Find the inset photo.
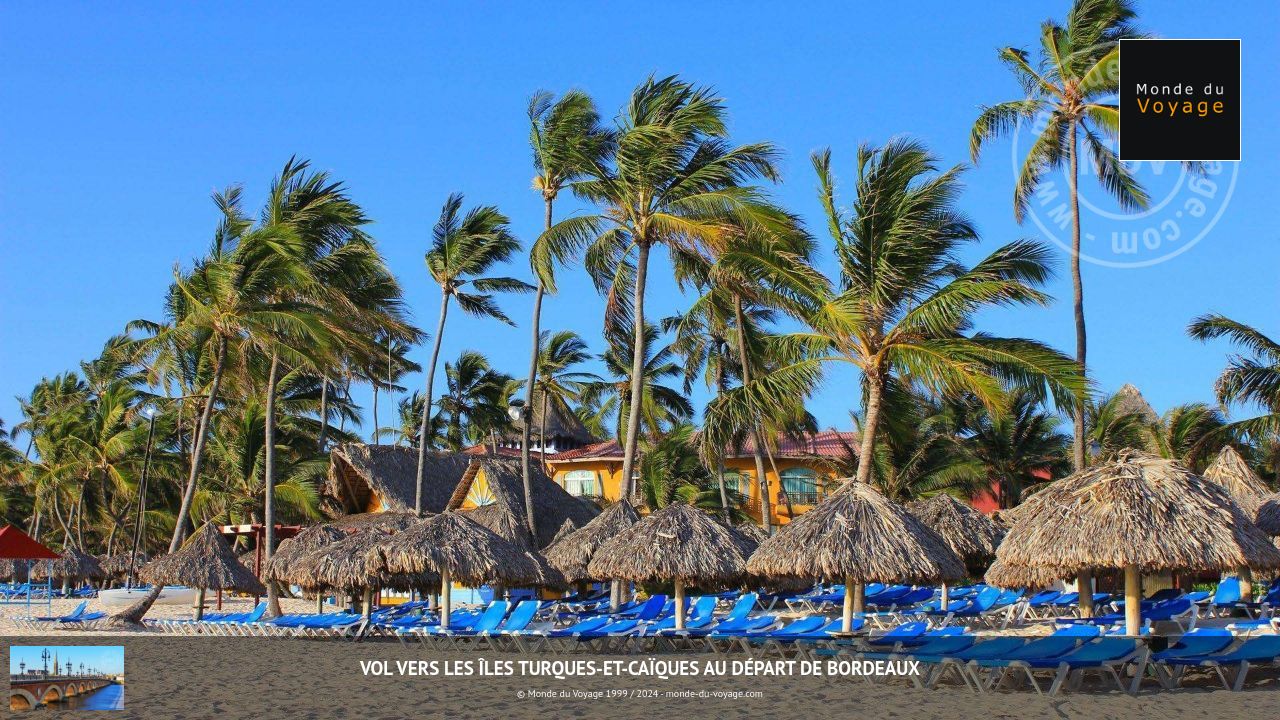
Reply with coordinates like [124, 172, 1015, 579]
[8, 645, 124, 712]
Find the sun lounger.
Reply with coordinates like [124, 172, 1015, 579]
[993, 638, 1145, 695]
[1158, 634, 1280, 691]
[1133, 628, 1233, 690]
[417, 601, 510, 648]
[962, 626, 1101, 690]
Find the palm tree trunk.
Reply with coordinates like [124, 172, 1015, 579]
[1068, 123, 1087, 473]
[716, 462, 730, 523]
[415, 291, 450, 515]
[519, 197, 553, 541]
[111, 339, 228, 627]
[171, 339, 228, 551]
[855, 372, 883, 486]
[371, 383, 379, 446]
[764, 444, 794, 525]
[263, 351, 283, 618]
[618, 242, 651, 502]
[317, 376, 329, 450]
[733, 297, 773, 531]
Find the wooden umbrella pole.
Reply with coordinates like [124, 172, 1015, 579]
[316, 593, 324, 614]
[440, 567, 452, 630]
[1077, 569, 1095, 618]
[674, 580, 686, 630]
[610, 578, 621, 611]
[1124, 565, 1141, 637]
[852, 582, 865, 614]
[940, 582, 950, 610]
[362, 587, 373, 620]
[1239, 567, 1253, 602]
[194, 587, 206, 621]
[841, 574, 855, 632]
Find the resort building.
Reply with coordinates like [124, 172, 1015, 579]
[545, 431, 860, 526]
[321, 444, 599, 547]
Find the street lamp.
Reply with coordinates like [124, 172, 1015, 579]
[126, 404, 159, 589]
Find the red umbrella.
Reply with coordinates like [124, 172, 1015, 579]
[0, 525, 60, 560]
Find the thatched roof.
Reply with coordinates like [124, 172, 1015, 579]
[367, 511, 540, 587]
[1203, 445, 1270, 517]
[504, 390, 597, 445]
[324, 444, 473, 515]
[543, 500, 640, 583]
[984, 557, 1072, 589]
[1114, 383, 1159, 424]
[747, 481, 966, 584]
[1256, 494, 1280, 536]
[323, 446, 598, 548]
[262, 524, 347, 584]
[587, 503, 751, 586]
[329, 511, 419, 532]
[907, 494, 1004, 563]
[466, 457, 599, 548]
[31, 548, 106, 581]
[992, 451, 1280, 580]
[101, 552, 149, 580]
[289, 528, 438, 593]
[0, 558, 28, 581]
[140, 523, 266, 593]
[550, 518, 580, 544]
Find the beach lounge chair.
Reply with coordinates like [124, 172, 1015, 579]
[992, 638, 1145, 695]
[1058, 597, 1197, 633]
[1158, 635, 1280, 691]
[719, 615, 825, 655]
[1201, 577, 1242, 616]
[454, 600, 541, 650]
[963, 626, 1101, 690]
[417, 601, 510, 648]
[917, 636, 1029, 690]
[506, 616, 610, 654]
[927, 586, 1002, 628]
[757, 618, 850, 659]
[1135, 628, 1234, 690]
[19, 600, 89, 629]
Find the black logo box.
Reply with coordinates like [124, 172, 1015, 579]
[1119, 39, 1240, 162]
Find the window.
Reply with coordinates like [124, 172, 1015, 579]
[721, 471, 747, 494]
[563, 470, 598, 498]
[780, 468, 820, 505]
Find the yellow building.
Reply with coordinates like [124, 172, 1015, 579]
[545, 431, 857, 526]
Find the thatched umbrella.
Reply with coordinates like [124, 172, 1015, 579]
[543, 500, 640, 584]
[329, 511, 419, 532]
[549, 518, 580, 545]
[288, 528, 438, 620]
[588, 503, 751, 630]
[908, 493, 1005, 607]
[0, 558, 28, 582]
[990, 451, 1280, 635]
[140, 523, 266, 620]
[366, 511, 539, 628]
[1257, 494, 1280, 536]
[32, 548, 106, 586]
[1203, 445, 1273, 599]
[263, 523, 347, 612]
[101, 552, 149, 582]
[748, 481, 965, 632]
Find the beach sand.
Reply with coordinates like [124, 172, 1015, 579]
[3, 598, 1275, 719]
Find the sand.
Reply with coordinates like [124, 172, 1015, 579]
[3, 598, 1276, 719]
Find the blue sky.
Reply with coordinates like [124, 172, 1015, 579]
[2, 1, 1277, 438]
[9, 645, 124, 675]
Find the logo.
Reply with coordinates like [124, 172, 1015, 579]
[1011, 40, 1239, 269]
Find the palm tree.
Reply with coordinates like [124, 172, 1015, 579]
[952, 389, 1071, 507]
[535, 75, 786, 500]
[1084, 390, 1152, 460]
[708, 140, 1086, 499]
[520, 90, 613, 537]
[971, 0, 1146, 471]
[1188, 314, 1280, 440]
[1144, 402, 1228, 471]
[635, 424, 748, 520]
[357, 333, 419, 446]
[414, 194, 532, 514]
[578, 323, 693, 452]
[435, 351, 512, 451]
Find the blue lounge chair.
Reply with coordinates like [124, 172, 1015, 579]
[918, 636, 1029, 689]
[997, 638, 1144, 695]
[418, 601, 510, 647]
[509, 616, 610, 654]
[1137, 628, 1234, 690]
[1202, 577, 1242, 616]
[964, 626, 1100, 690]
[1159, 635, 1280, 691]
[457, 600, 541, 650]
[1058, 597, 1197, 633]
